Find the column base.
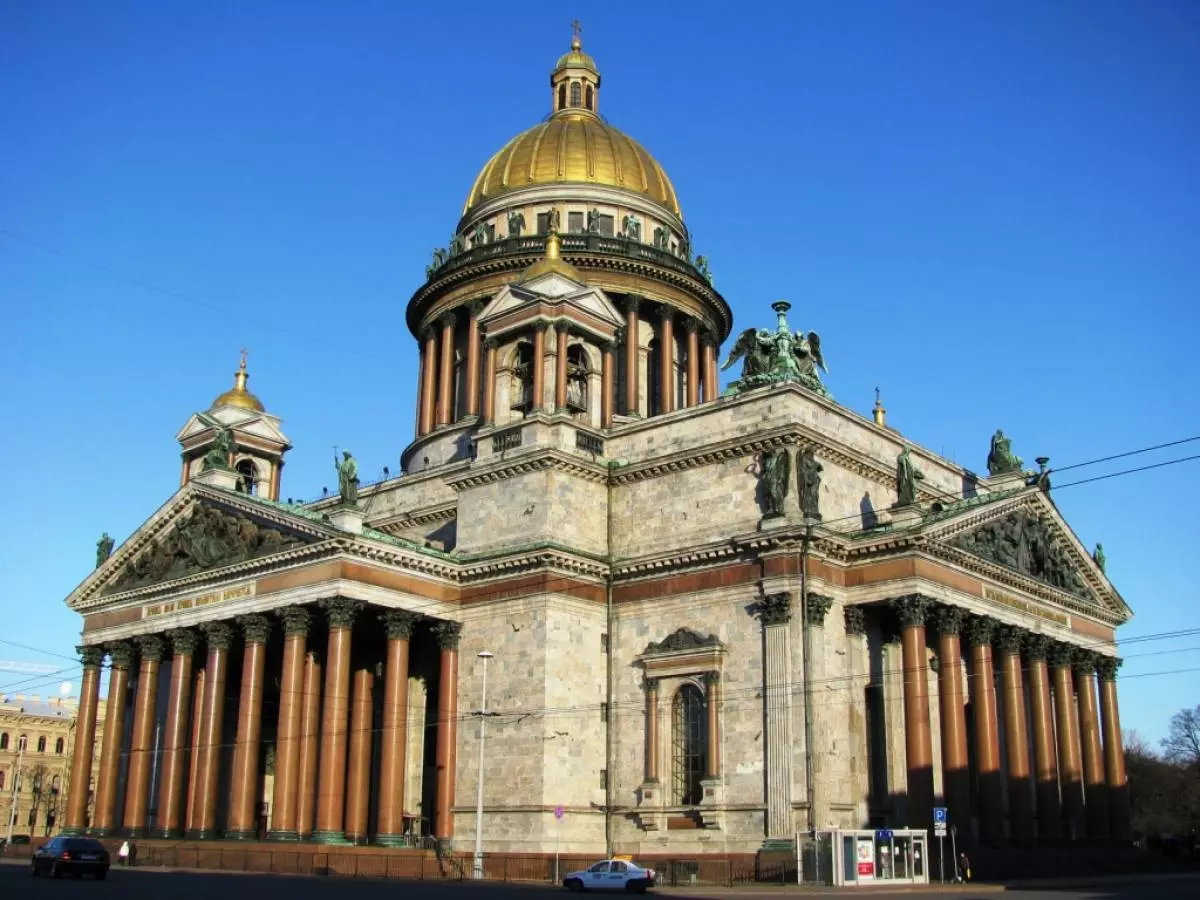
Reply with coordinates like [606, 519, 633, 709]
[309, 830, 350, 845]
[266, 830, 301, 842]
[90, 827, 117, 837]
[223, 829, 258, 841]
[150, 828, 183, 839]
[58, 826, 87, 836]
[185, 828, 221, 841]
[374, 833, 413, 847]
[698, 777, 725, 830]
[125, 827, 149, 839]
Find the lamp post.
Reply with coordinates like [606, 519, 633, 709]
[473, 650, 493, 880]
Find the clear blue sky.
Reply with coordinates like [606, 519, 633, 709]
[1, 2, 1197, 744]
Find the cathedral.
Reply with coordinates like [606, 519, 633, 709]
[63, 34, 1133, 863]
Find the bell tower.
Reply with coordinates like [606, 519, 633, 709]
[551, 22, 601, 115]
[176, 352, 292, 499]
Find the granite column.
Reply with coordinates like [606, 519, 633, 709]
[313, 597, 363, 843]
[434, 621, 462, 841]
[123, 635, 164, 837]
[1096, 657, 1130, 841]
[92, 641, 135, 836]
[226, 615, 271, 839]
[1023, 635, 1061, 840]
[192, 622, 233, 839]
[933, 607, 971, 835]
[268, 607, 310, 841]
[1075, 651, 1109, 839]
[966, 616, 1003, 843]
[891, 594, 934, 830]
[377, 611, 418, 845]
[1050, 643, 1085, 840]
[154, 629, 198, 838]
[62, 646, 105, 834]
[997, 626, 1034, 843]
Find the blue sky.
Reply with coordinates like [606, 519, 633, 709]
[1, 2, 1197, 744]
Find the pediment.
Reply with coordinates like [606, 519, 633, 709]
[643, 627, 723, 655]
[176, 410, 290, 449]
[480, 279, 623, 334]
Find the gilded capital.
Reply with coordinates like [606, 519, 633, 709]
[1022, 633, 1051, 661]
[890, 593, 932, 628]
[201, 621, 235, 651]
[136, 635, 165, 663]
[933, 605, 966, 637]
[805, 593, 834, 627]
[321, 596, 364, 630]
[106, 641, 136, 670]
[843, 605, 866, 636]
[168, 628, 201, 657]
[759, 592, 791, 627]
[239, 614, 273, 645]
[433, 620, 463, 650]
[993, 625, 1026, 655]
[382, 609, 421, 641]
[1095, 655, 1122, 682]
[963, 615, 997, 648]
[278, 606, 312, 637]
[77, 645, 105, 670]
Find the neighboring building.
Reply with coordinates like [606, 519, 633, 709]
[0, 694, 106, 838]
[61, 34, 1133, 857]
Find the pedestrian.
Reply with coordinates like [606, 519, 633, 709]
[128, 840, 138, 867]
[957, 851, 971, 883]
[118, 840, 130, 867]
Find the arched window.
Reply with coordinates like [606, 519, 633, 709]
[0, 733, 7, 750]
[570, 82, 581, 108]
[510, 342, 534, 412]
[18, 734, 27, 752]
[36, 736, 46, 753]
[672, 683, 707, 805]
[558, 83, 567, 110]
[586, 84, 594, 110]
[236, 459, 259, 495]
[0, 770, 5, 790]
[54, 738, 64, 754]
[51, 775, 61, 794]
[566, 345, 589, 413]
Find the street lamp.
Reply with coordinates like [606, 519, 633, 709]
[473, 650, 493, 881]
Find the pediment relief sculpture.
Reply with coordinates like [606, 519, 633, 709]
[950, 509, 1093, 602]
[108, 504, 309, 594]
[643, 627, 723, 655]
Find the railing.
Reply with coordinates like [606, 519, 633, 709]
[492, 428, 522, 453]
[575, 431, 604, 455]
[427, 234, 708, 284]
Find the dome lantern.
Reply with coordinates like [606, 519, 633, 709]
[552, 21, 600, 116]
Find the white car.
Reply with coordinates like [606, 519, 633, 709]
[564, 859, 657, 893]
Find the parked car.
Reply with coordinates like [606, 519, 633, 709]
[30, 836, 110, 879]
[564, 859, 656, 892]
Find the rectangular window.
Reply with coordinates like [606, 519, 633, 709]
[598, 214, 615, 237]
[537, 213, 551, 234]
[568, 212, 584, 233]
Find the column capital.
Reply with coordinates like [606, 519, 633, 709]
[1048, 640, 1076, 668]
[993, 624, 1026, 655]
[106, 640, 137, 670]
[890, 593, 932, 627]
[622, 294, 643, 314]
[467, 299, 487, 318]
[1022, 633, 1052, 661]
[881, 622, 902, 646]
[238, 614, 273, 645]
[644, 675, 660, 694]
[1095, 655, 1122, 682]
[682, 315, 700, 334]
[320, 596, 364, 629]
[1072, 648, 1099, 676]
[702, 327, 721, 347]
[381, 609, 421, 640]
[437, 309, 457, 329]
[843, 605, 866, 636]
[932, 605, 966, 636]
[702, 670, 721, 687]
[420, 324, 435, 342]
[805, 593, 834, 626]
[482, 335, 500, 351]
[656, 302, 674, 322]
[433, 620, 463, 650]
[77, 644, 106, 670]
[167, 628, 201, 656]
[201, 621, 235, 651]
[758, 592, 791, 626]
[135, 635, 165, 662]
[278, 606, 312, 636]
[964, 615, 997, 648]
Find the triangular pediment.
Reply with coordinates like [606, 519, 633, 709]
[176, 409, 290, 449]
[480, 279, 623, 333]
[923, 489, 1128, 619]
[69, 486, 337, 609]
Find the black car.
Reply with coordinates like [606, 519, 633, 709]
[30, 836, 110, 879]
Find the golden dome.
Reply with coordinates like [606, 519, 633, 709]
[464, 114, 681, 219]
[211, 352, 265, 412]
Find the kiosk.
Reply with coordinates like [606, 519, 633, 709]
[829, 828, 929, 886]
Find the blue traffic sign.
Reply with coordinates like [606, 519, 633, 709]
[875, 829, 894, 840]
[933, 807, 948, 824]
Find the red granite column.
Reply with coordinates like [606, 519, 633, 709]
[154, 629, 198, 838]
[437, 311, 456, 426]
[997, 626, 1034, 842]
[434, 621, 462, 841]
[657, 305, 675, 414]
[1075, 651, 1109, 839]
[554, 323, 569, 411]
[268, 607, 310, 840]
[313, 597, 363, 842]
[601, 340, 615, 428]
[1050, 642, 1085, 840]
[62, 646, 105, 834]
[419, 327, 437, 435]
[702, 333, 719, 403]
[891, 595, 934, 829]
[644, 677, 660, 786]
[92, 641, 135, 836]
[1024, 635, 1061, 840]
[966, 616, 1003, 843]
[296, 649, 322, 839]
[122, 635, 163, 836]
[1096, 657, 1131, 841]
[623, 297, 641, 416]
[685, 318, 700, 408]
[344, 668, 374, 843]
[192, 621, 233, 839]
[531, 323, 547, 412]
[482, 338, 498, 425]
[226, 615, 271, 839]
[377, 611, 418, 845]
[933, 607, 971, 835]
[465, 301, 483, 418]
[184, 667, 206, 835]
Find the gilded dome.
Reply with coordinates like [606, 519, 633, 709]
[463, 113, 681, 219]
[211, 355, 265, 412]
[555, 48, 597, 73]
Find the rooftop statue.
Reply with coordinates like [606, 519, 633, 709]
[335, 450, 360, 508]
[986, 428, 1023, 476]
[720, 301, 829, 397]
[95, 532, 115, 569]
[202, 425, 235, 472]
[896, 445, 925, 507]
[1093, 542, 1106, 574]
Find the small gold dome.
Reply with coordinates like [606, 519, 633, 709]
[464, 114, 680, 218]
[517, 231, 586, 285]
[211, 353, 265, 412]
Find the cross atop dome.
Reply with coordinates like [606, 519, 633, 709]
[552, 23, 600, 115]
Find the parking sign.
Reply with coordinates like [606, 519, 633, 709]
[933, 807, 947, 824]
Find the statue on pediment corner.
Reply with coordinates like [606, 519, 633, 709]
[1093, 543, 1106, 574]
[986, 429, 1023, 476]
[95, 533, 114, 569]
[202, 425, 235, 472]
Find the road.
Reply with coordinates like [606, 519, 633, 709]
[1, 862, 1198, 899]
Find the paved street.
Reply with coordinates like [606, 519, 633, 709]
[2, 861, 1199, 900]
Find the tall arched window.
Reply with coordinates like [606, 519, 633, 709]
[54, 737, 64, 754]
[586, 84, 594, 110]
[672, 683, 707, 805]
[570, 82, 581, 108]
[0, 770, 5, 790]
[558, 83, 567, 110]
[236, 459, 259, 495]
[566, 344, 589, 413]
[36, 736, 46, 753]
[510, 342, 534, 412]
[0, 733, 8, 750]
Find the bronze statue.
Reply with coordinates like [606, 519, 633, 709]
[202, 426, 234, 471]
[621, 214, 641, 241]
[470, 222, 488, 247]
[652, 226, 669, 249]
[797, 450, 823, 520]
[896, 446, 925, 506]
[760, 448, 791, 517]
[721, 328, 773, 380]
[695, 254, 712, 283]
[1093, 543, 1106, 574]
[335, 450, 360, 508]
[586, 208, 601, 234]
[720, 302, 829, 397]
[547, 207, 561, 234]
[986, 429, 1023, 476]
[507, 210, 525, 238]
[95, 533, 114, 569]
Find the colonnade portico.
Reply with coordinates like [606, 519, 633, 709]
[61, 600, 463, 846]
[871, 594, 1131, 844]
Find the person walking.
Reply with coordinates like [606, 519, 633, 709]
[957, 851, 971, 883]
[118, 841, 130, 867]
[128, 840, 138, 867]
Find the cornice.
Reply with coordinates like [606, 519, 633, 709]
[455, 545, 610, 581]
[371, 502, 458, 534]
[445, 448, 610, 490]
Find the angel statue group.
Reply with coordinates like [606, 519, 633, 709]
[720, 300, 829, 398]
